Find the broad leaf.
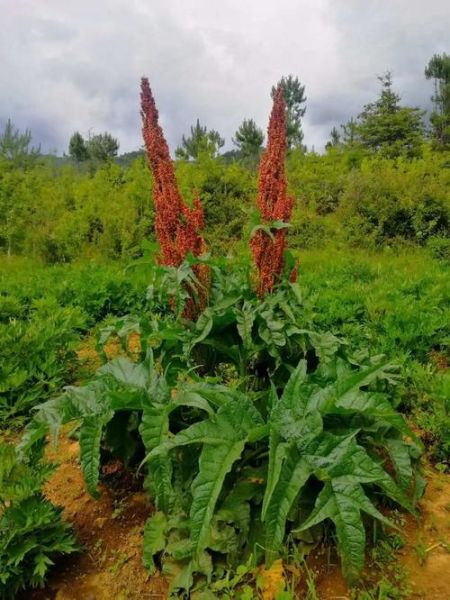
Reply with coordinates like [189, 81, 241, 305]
[296, 479, 393, 584]
[143, 511, 167, 572]
[79, 413, 113, 498]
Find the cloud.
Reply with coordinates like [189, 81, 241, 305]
[1, 0, 448, 154]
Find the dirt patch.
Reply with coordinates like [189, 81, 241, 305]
[302, 469, 450, 599]
[428, 350, 448, 371]
[399, 469, 450, 599]
[23, 433, 167, 600]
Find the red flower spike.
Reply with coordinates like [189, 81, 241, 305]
[250, 86, 296, 296]
[140, 78, 209, 317]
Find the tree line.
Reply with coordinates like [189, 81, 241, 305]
[0, 53, 448, 263]
[1, 52, 448, 169]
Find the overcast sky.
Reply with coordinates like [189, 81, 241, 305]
[1, 1, 449, 155]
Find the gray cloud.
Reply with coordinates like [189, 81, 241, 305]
[1, 0, 448, 154]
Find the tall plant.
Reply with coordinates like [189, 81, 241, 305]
[140, 78, 210, 318]
[251, 86, 296, 296]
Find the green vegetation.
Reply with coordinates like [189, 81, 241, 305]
[0, 442, 78, 597]
[175, 120, 225, 160]
[0, 259, 148, 421]
[425, 53, 450, 150]
[20, 257, 423, 595]
[0, 57, 449, 597]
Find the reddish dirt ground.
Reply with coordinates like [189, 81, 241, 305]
[399, 468, 450, 600]
[26, 436, 449, 600]
[24, 433, 167, 600]
[309, 468, 450, 600]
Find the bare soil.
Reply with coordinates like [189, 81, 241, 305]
[24, 433, 167, 600]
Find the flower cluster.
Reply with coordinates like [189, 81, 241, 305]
[140, 78, 209, 317]
[250, 86, 296, 296]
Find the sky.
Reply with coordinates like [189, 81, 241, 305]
[1, 0, 449, 155]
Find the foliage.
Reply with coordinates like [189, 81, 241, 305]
[1, 142, 449, 262]
[175, 155, 256, 253]
[427, 235, 450, 261]
[0, 158, 153, 261]
[0, 298, 86, 420]
[0, 119, 40, 166]
[233, 119, 264, 164]
[86, 132, 119, 162]
[21, 256, 423, 594]
[175, 119, 225, 160]
[354, 73, 425, 159]
[340, 152, 450, 246]
[68, 131, 89, 162]
[425, 53, 450, 149]
[0, 442, 78, 598]
[0, 258, 150, 420]
[326, 126, 341, 149]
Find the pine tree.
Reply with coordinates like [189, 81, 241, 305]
[0, 119, 40, 166]
[425, 53, 450, 149]
[356, 73, 425, 158]
[68, 132, 89, 162]
[175, 119, 224, 160]
[325, 126, 341, 149]
[86, 133, 119, 162]
[233, 119, 264, 163]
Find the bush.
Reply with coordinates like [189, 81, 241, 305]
[340, 155, 450, 247]
[427, 235, 450, 261]
[289, 214, 329, 249]
[0, 442, 78, 598]
[0, 298, 86, 420]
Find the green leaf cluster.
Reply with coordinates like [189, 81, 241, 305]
[0, 442, 78, 598]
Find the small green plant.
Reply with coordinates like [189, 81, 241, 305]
[0, 442, 78, 598]
[0, 298, 86, 420]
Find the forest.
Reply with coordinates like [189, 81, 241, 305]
[0, 53, 449, 600]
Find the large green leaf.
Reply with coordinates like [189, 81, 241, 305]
[303, 433, 412, 511]
[98, 356, 150, 389]
[385, 438, 414, 491]
[147, 395, 264, 557]
[263, 360, 321, 516]
[79, 413, 113, 498]
[309, 361, 397, 414]
[264, 447, 310, 562]
[139, 372, 174, 512]
[143, 511, 167, 573]
[191, 439, 246, 556]
[296, 479, 392, 584]
[235, 301, 255, 351]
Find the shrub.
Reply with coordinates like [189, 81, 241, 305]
[0, 442, 78, 598]
[289, 214, 328, 249]
[340, 156, 450, 247]
[0, 298, 86, 420]
[426, 235, 450, 261]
